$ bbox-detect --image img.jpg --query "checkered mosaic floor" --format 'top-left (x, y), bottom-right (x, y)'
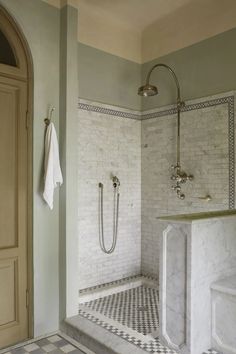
top-left (83, 285), bottom-right (159, 335)
top-left (2, 335), bottom-right (86, 354)
top-left (79, 284), bottom-right (220, 354)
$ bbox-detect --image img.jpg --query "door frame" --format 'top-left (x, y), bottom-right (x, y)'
top-left (0, 4), bottom-right (34, 340)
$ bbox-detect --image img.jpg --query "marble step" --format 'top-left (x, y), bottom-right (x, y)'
top-left (61, 314), bottom-right (149, 354)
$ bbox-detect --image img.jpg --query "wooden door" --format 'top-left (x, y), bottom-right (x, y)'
top-left (0, 75), bottom-right (28, 348)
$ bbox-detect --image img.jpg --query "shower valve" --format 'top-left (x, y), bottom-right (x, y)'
top-left (170, 165), bottom-right (193, 200)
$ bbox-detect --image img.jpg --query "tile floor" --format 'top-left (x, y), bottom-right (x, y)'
top-left (84, 285), bottom-right (159, 335)
top-left (79, 284), bottom-right (219, 354)
top-left (2, 335), bottom-right (86, 354)
top-left (1, 332), bottom-right (219, 354)
top-left (1, 285), bottom-right (219, 354)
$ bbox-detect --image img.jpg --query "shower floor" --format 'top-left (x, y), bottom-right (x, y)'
top-left (81, 285), bottom-right (159, 336)
top-left (78, 276), bottom-right (218, 354)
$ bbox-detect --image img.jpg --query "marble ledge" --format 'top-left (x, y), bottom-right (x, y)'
top-left (157, 209), bottom-right (236, 224)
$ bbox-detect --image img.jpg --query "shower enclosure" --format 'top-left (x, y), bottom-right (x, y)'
top-left (74, 70), bottom-right (233, 354)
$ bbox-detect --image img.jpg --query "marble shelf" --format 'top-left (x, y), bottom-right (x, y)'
top-left (158, 209), bottom-right (236, 223)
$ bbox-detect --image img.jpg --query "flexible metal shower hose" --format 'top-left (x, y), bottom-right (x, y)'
top-left (98, 183), bottom-right (120, 254)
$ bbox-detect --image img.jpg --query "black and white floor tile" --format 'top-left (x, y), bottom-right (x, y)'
top-left (79, 285), bottom-right (175, 353)
top-left (79, 284), bottom-right (219, 354)
top-left (2, 335), bottom-right (86, 354)
top-left (83, 285), bottom-right (159, 335)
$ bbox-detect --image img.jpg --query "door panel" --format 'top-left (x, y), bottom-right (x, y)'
top-left (0, 76), bottom-right (28, 348)
top-left (0, 258), bottom-right (17, 326)
top-left (0, 87), bottom-right (17, 249)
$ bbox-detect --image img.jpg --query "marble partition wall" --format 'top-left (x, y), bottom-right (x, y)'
top-left (159, 212), bottom-right (236, 354)
top-left (78, 99), bottom-right (141, 290)
top-left (141, 91), bottom-right (236, 279)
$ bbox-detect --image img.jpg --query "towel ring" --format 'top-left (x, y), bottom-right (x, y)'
top-left (44, 106), bottom-right (55, 126)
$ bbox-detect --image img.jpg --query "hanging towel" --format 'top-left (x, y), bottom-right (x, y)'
top-left (43, 122), bottom-right (63, 210)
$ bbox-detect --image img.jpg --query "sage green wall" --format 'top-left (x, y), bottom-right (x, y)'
top-left (78, 42), bottom-right (141, 110)
top-left (141, 28), bottom-right (236, 110)
top-left (59, 4), bottom-right (78, 321)
top-left (0, 0), bottom-right (60, 337)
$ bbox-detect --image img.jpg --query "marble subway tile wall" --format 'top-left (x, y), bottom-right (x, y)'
top-left (78, 100), bottom-right (141, 290)
top-left (141, 92), bottom-right (235, 278)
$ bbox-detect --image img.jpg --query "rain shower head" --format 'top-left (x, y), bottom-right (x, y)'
top-left (138, 83), bottom-right (158, 97)
top-left (138, 63), bottom-right (181, 100)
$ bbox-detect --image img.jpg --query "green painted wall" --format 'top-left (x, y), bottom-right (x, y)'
top-left (78, 42), bottom-right (141, 110)
top-left (0, 0), bottom-right (60, 337)
top-left (59, 4), bottom-right (79, 321)
top-left (141, 28), bottom-right (236, 110)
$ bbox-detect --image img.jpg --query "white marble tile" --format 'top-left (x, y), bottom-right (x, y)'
top-left (78, 102), bottom-right (141, 289)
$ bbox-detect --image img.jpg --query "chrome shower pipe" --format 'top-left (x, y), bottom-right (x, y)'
top-left (145, 63), bottom-right (184, 167)
top-left (138, 63), bottom-right (193, 199)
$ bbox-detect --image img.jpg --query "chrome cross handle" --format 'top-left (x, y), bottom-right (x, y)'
top-left (171, 165), bottom-right (193, 200)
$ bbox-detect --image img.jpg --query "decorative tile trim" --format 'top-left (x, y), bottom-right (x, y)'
top-left (78, 308), bottom-right (176, 354)
top-left (79, 274), bottom-right (158, 294)
top-left (78, 102), bottom-right (141, 120)
top-left (78, 307), bottom-right (218, 354)
top-left (141, 96), bottom-right (232, 120)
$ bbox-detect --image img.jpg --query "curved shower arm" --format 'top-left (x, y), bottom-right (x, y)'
top-left (145, 63), bottom-right (182, 104)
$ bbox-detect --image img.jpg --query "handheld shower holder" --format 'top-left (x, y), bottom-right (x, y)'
top-left (112, 176), bottom-right (120, 189)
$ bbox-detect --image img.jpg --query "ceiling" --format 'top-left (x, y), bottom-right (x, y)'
top-left (43, 0), bottom-right (236, 63)
top-left (77, 0), bottom-right (192, 32)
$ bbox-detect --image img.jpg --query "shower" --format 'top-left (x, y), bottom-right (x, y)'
top-left (98, 176), bottom-right (120, 254)
top-left (138, 63), bottom-right (193, 199)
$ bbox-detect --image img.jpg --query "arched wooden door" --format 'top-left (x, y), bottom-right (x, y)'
top-left (0, 7), bottom-right (32, 349)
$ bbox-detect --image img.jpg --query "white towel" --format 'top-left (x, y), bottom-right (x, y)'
top-left (43, 122), bottom-right (63, 209)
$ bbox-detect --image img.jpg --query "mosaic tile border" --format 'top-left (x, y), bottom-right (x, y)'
top-left (78, 95), bottom-right (235, 209)
top-left (78, 308), bottom-right (176, 354)
top-left (78, 308), bottom-right (218, 354)
top-left (78, 102), bottom-right (141, 120)
top-left (79, 274), bottom-right (158, 294)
